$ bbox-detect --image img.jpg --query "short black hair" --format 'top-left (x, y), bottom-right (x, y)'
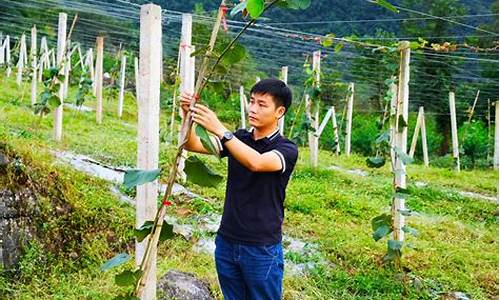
top-left (250, 78), bottom-right (292, 113)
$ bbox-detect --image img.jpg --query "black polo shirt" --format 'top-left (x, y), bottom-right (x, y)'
top-left (217, 128), bottom-right (298, 246)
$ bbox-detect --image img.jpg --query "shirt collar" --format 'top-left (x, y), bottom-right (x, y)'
top-left (248, 127), bottom-right (281, 142)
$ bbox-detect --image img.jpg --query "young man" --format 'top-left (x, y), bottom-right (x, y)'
top-left (180, 78), bottom-right (298, 300)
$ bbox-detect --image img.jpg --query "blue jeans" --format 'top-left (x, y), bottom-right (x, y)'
top-left (215, 234), bottom-right (284, 300)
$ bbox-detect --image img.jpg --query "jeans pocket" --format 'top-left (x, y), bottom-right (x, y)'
top-left (262, 243), bottom-right (279, 258)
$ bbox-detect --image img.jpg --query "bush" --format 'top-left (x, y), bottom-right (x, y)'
top-left (458, 121), bottom-right (490, 169)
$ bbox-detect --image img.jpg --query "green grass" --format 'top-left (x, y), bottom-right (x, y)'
top-left (0, 73), bottom-right (498, 299)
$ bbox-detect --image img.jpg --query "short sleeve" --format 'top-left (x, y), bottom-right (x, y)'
top-left (271, 141), bottom-right (298, 174)
top-left (217, 129), bottom-right (247, 158)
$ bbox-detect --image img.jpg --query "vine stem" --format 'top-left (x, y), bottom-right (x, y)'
top-left (134, 2), bottom-right (282, 297)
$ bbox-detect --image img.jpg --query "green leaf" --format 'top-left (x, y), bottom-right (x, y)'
top-left (371, 214), bottom-right (392, 241)
top-left (398, 209), bottom-right (413, 217)
top-left (134, 220), bottom-right (174, 243)
top-left (159, 221), bottom-right (174, 241)
top-left (397, 115), bottom-right (407, 132)
top-left (373, 224), bottom-right (391, 241)
top-left (115, 269), bottom-right (142, 287)
top-left (383, 239), bottom-right (403, 262)
top-left (395, 186), bottom-right (410, 194)
top-left (388, 239), bottom-right (403, 251)
top-left (101, 253), bottom-right (130, 272)
top-left (393, 147), bottom-right (413, 165)
top-left (321, 34), bottom-right (335, 47)
top-left (394, 192), bottom-right (409, 199)
top-left (281, 0), bottom-right (311, 10)
top-left (123, 169), bottom-right (161, 189)
top-left (195, 124), bottom-right (218, 156)
top-left (190, 45), bottom-right (210, 57)
top-left (48, 94), bottom-right (61, 108)
top-left (184, 155), bottom-right (223, 187)
top-left (134, 221), bottom-right (154, 242)
top-left (366, 156), bottom-right (385, 168)
top-left (230, 0), bottom-right (247, 17)
top-left (222, 43), bottom-right (246, 65)
top-left (375, 130), bottom-right (390, 144)
top-left (246, 0), bottom-right (264, 18)
top-left (371, 0), bottom-right (399, 13)
top-left (334, 43), bottom-right (344, 53)
top-left (402, 225), bottom-right (418, 236)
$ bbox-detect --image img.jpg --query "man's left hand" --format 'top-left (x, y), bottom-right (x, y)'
top-left (190, 104), bottom-right (227, 138)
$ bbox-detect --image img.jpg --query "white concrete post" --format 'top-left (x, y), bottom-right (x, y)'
top-left (278, 66), bottom-right (288, 135)
top-left (392, 41), bottom-right (410, 242)
top-left (5, 35), bottom-right (11, 77)
top-left (494, 101), bottom-right (499, 169)
top-left (331, 106), bottom-right (340, 155)
top-left (95, 37), bottom-right (104, 124)
top-left (239, 85), bottom-right (246, 129)
top-left (449, 91), bottom-right (460, 171)
top-left (177, 13), bottom-right (194, 180)
top-left (30, 26), bottom-right (37, 106)
top-left (117, 53), bottom-right (127, 118)
top-left (136, 4), bottom-right (161, 299)
top-left (54, 13), bottom-right (67, 141)
top-left (345, 82), bottom-right (354, 156)
top-left (16, 34), bottom-right (26, 85)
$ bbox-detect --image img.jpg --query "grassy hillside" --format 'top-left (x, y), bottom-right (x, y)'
top-left (0, 74), bottom-right (498, 299)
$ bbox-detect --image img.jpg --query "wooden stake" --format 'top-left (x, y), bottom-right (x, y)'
top-left (345, 82), bottom-right (354, 156)
top-left (54, 13), bottom-right (67, 141)
top-left (136, 5), bottom-right (161, 299)
top-left (315, 107), bottom-right (332, 137)
top-left (392, 41), bottom-right (410, 243)
top-left (409, 108), bottom-right (423, 158)
top-left (332, 106), bottom-right (340, 155)
top-left (278, 66), bottom-right (288, 135)
top-left (449, 91), bottom-right (460, 171)
top-left (30, 26), bottom-right (37, 106)
top-left (95, 36), bottom-right (104, 124)
top-left (420, 107), bottom-right (429, 167)
top-left (76, 44), bottom-right (84, 69)
top-left (117, 53), bottom-right (127, 118)
top-left (494, 101), bottom-right (499, 169)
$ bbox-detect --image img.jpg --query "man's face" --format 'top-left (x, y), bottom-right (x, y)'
top-left (248, 93), bottom-right (285, 129)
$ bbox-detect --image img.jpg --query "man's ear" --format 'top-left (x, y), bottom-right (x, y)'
top-left (276, 106), bottom-right (286, 119)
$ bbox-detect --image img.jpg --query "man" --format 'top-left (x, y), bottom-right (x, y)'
top-left (180, 78), bottom-right (298, 300)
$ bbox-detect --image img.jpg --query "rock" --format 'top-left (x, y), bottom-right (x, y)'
top-left (286, 261), bottom-right (316, 277)
top-left (174, 224), bottom-right (194, 240)
top-left (328, 165), bottom-right (368, 177)
top-left (443, 292), bottom-right (470, 300)
top-left (0, 152), bottom-right (9, 171)
top-left (157, 270), bottom-right (213, 300)
top-left (415, 181), bottom-right (428, 188)
top-left (64, 103), bottom-right (93, 112)
top-left (0, 188), bottom-right (39, 270)
top-left (198, 213), bottom-right (221, 233)
top-left (192, 238), bottom-right (215, 256)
